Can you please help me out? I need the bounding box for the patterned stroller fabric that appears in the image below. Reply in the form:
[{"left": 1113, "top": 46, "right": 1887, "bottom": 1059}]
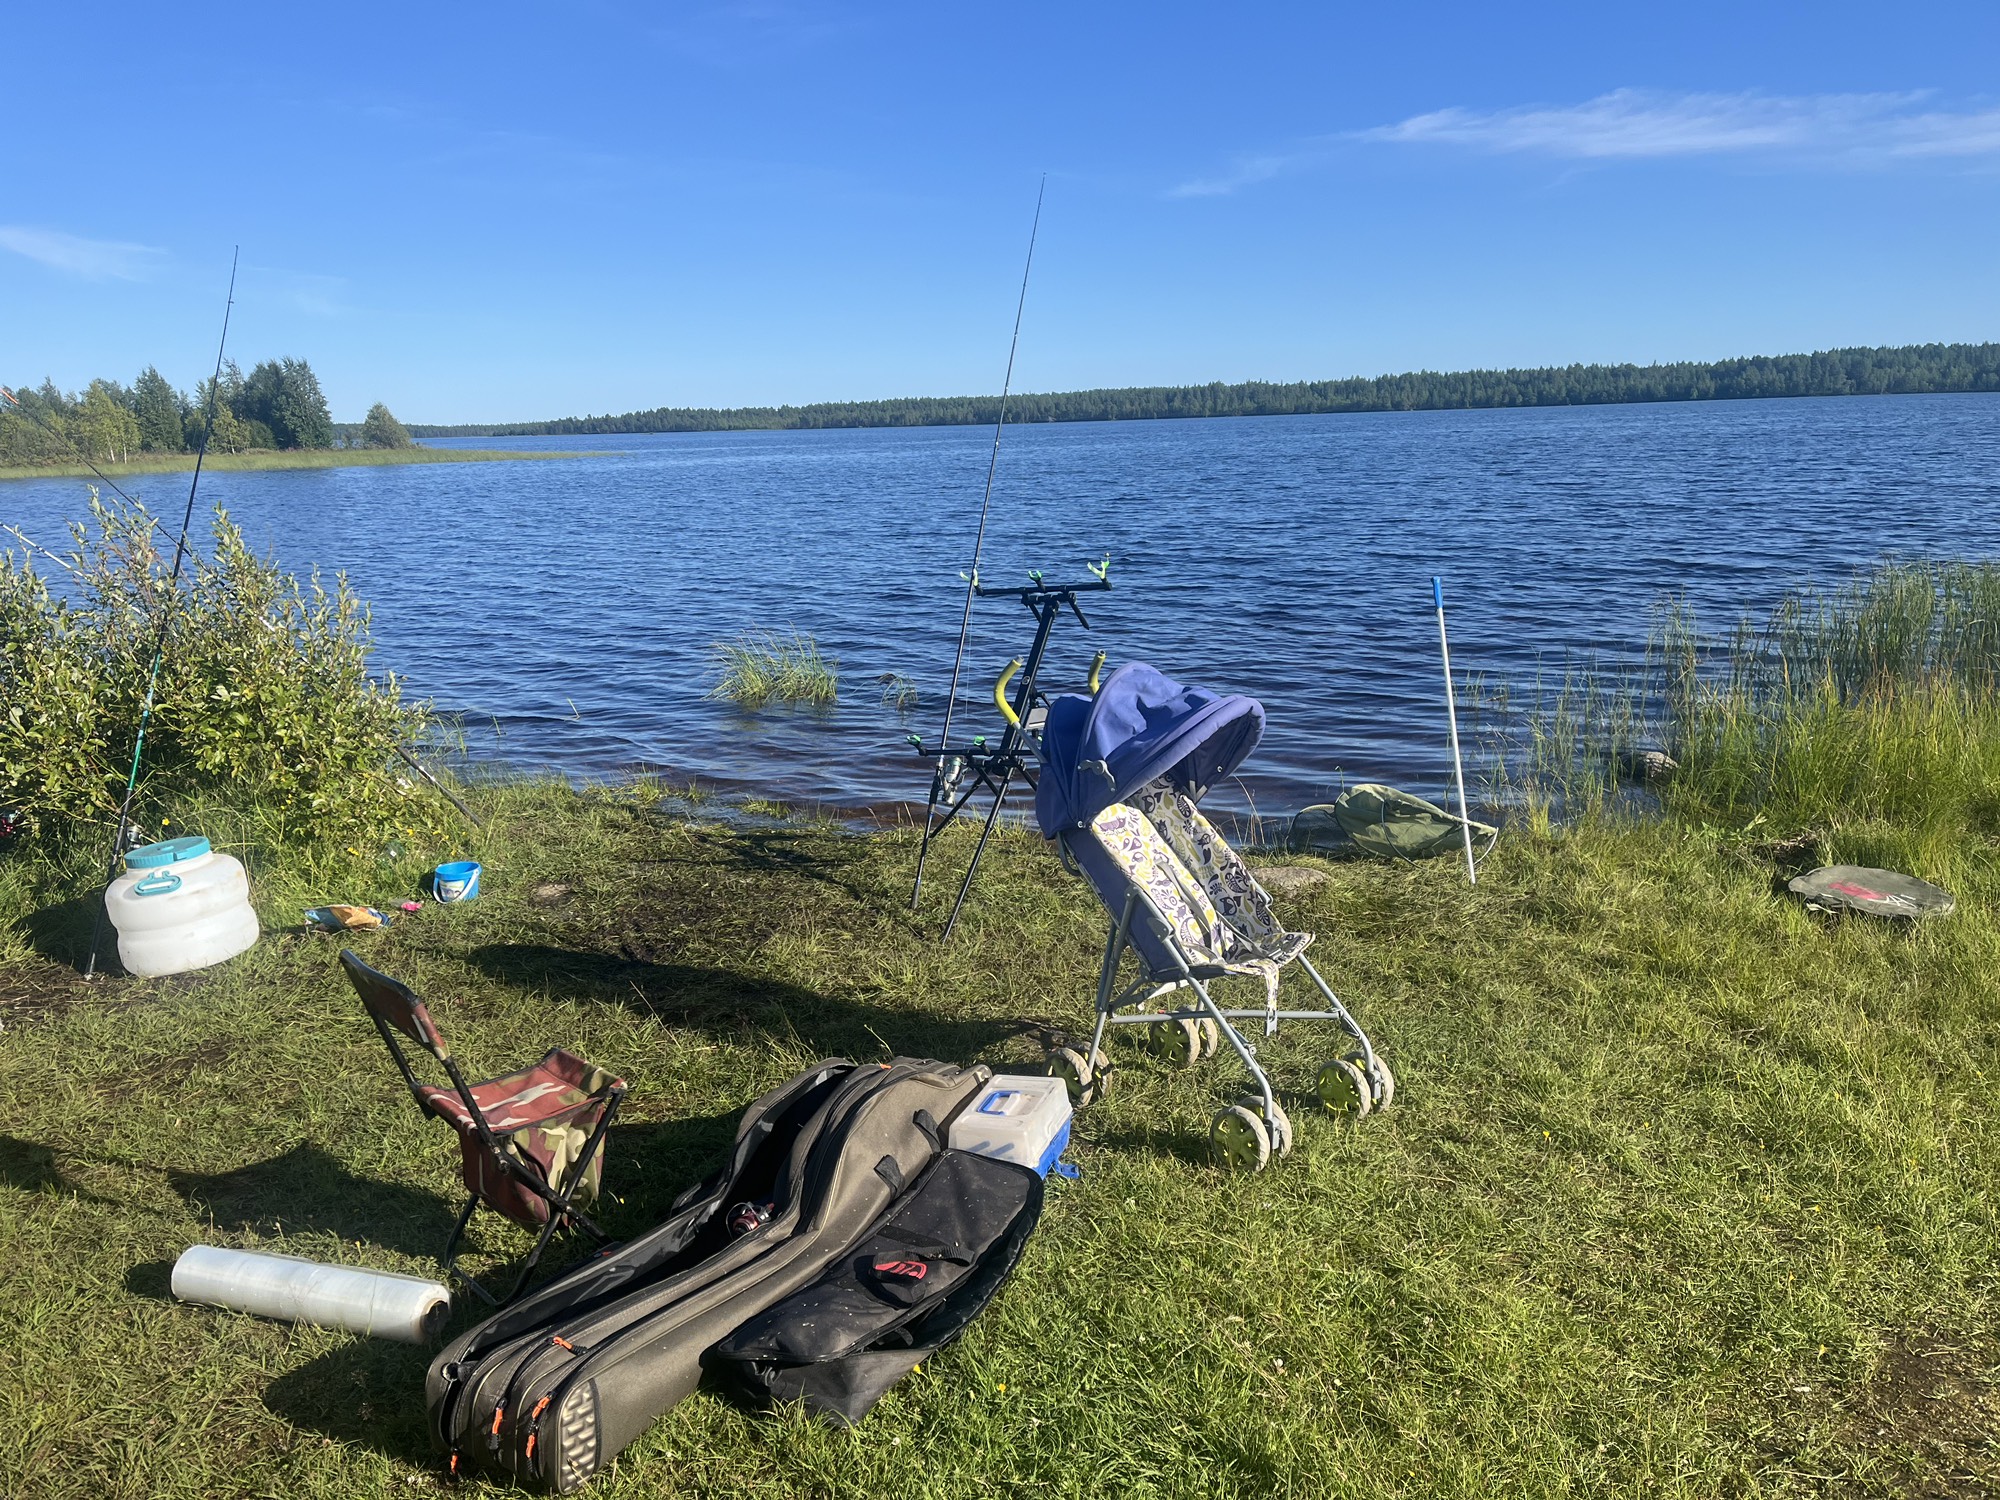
[
  {"left": 1084, "top": 802, "right": 1284, "bottom": 1007},
  {"left": 1129, "top": 778, "right": 1312, "bottom": 965}
]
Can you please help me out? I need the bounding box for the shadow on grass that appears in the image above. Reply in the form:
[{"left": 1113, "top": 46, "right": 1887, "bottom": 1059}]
[
  {"left": 125, "top": 1259, "right": 175, "bottom": 1300},
  {"left": 167, "top": 1142, "right": 462, "bottom": 1259},
  {"left": 598, "top": 1111, "right": 738, "bottom": 1235},
  {"left": 20, "top": 891, "right": 101, "bottom": 971},
  {"left": 466, "top": 943, "right": 1030, "bottom": 1065},
  {"left": 262, "top": 1338, "right": 439, "bottom": 1466},
  {"left": 0, "top": 1133, "right": 73, "bottom": 1192}
]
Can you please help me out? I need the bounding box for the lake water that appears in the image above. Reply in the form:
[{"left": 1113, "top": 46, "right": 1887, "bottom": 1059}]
[{"left": 5, "top": 394, "right": 1997, "bottom": 823}]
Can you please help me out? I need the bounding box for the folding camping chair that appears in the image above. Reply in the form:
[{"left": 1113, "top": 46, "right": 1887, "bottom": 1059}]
[
  {"left": 340, "top": 949, "right": 627, "bottom": 1304},
  {"left": 1034, "top": 663, "right": 1393, "bottom": 1173}
]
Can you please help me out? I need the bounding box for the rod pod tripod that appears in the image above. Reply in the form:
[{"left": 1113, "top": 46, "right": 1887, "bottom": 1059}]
[{"left": 909, "top": 572, "right": 1110, "bottom": 939}]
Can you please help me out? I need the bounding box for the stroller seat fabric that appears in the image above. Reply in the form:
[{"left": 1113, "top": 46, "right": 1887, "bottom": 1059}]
[
  {"left": 1085, "top": 802, "right": 1284, "bottom": 1005},
  {"left": 1130, "top": 777, "right": 1313, "bottom": 965}
]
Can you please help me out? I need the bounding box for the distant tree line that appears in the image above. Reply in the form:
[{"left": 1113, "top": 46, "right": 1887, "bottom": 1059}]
[
  {"left": 410, "top": 342, "right": 2000, "bottom": 438},
  {"left": 1, "top": 360, "right": 413, "bottom": 467}
]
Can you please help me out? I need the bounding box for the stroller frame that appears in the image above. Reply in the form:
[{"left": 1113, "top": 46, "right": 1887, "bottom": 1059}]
[{"left": 1063, "top": 829, "right": 1382, "bottom": 1130}]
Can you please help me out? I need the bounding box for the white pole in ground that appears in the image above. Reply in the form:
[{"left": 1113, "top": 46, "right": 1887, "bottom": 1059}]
[{"left": 1433, "top": 576, "right": 1477, "bottom": 886}]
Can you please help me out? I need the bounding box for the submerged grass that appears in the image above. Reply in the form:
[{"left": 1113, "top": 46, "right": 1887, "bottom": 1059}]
[
  {"left": 0, "top": 447, "right": 583, "bottom": 482},
  {"left": 707, "top": 630, "right": 839, "bottom": 708},
  {"left": 1, "top": 768, "right": 1997, "bottom": 1497}
]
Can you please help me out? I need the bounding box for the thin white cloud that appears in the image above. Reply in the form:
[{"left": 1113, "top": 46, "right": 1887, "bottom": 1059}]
[
  {"left": 1168, "top": 154, "right": 1296, "bottom": 199},
  {"left": 1171, "top": 89, "right": 2000, "bottom": 197},
  {"left": 0, "top": 225, "right": 166, "bottom": 280},
  {"left": 243, "top": 263, "right": 353, "bottom": 320},
  {"left": 1357, "top": 88, "right": 2000, "bottom": 161}
]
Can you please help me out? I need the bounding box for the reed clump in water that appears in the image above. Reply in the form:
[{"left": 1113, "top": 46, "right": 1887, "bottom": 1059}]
[
  {"left": 1656, "top": 561, "right": 2000, "bottom": 835},
  {"left": 1509, "top": 561, "right": 2000, "bottom": 838},
  {"left": 707, "top": 629, "right": 839, "bottom": 707}
]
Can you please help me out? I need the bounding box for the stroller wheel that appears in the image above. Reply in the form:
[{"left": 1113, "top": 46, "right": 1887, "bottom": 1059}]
[
  {"left": 1210, "top": 1105, "right": 1271, "bottom": 1172},
  {"left": 1197, "top": 1018, "right": 1221, "bottom": 1059},
  {"left": 1047, "top": 1045, "right": 1106, "bottom": 1108},
  {"left": 1316, "top": 1058, "right": 1373, "bottom": 1118},
  {"left": 1344, "top": 1049, "right": 1395, "bottom": 1111},
  {"left": 1147, "top": 1019, "right": 1202, "bottom": 1069},
  {"left": 1262, "top": 1099, "right": 1294, "bottom": 1158}
]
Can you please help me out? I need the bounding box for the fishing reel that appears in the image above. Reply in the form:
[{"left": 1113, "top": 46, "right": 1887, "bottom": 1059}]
[{"left": 907, "top": 734, "right": 985, "bottom": 806}]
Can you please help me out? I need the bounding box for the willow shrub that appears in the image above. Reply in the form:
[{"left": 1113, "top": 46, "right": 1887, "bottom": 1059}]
[{"left": 0, "top": 492, "right": 435, "bottom": 859}]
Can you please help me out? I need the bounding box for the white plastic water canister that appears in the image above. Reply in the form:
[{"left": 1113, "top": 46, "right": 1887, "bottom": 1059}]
[
  {"left": 171, "top": 1245, "right": 451, "bottom": 1343},
  {"left": 104, "top": 835, "right": 260, "bottom": 978},
  {"left": 949, "top": 1074, "right": 1073, "bottom": 1177}
]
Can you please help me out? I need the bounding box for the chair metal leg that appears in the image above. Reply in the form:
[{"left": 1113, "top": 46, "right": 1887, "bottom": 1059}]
[
  {"left": 496, "top": 1087, "right": 628, "bottom": 1304},
  {"left": 501, "top": 1207, "right": 568, "bottom": 1304},
  {"left": 441, "top": 1193, "right": 500, "bottom": 1307}
]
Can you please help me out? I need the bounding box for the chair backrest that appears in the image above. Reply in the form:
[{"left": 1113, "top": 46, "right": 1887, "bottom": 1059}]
[
  {"left": 1130, "top": 778, "right": 1288, "bottom": 952},
  {"left": 340, "top": 948, "right": 450, "bottom": 1061}
]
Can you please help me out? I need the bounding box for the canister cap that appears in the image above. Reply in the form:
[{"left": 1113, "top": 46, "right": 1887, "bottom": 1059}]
[{"left": 125, "top": 835, "right": 211, "bottom": 868}]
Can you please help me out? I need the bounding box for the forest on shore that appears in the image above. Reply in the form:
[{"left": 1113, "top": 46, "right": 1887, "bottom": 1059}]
[
  {"left": 412, "top": 342, "right": 2000, "bottom": 437},
  {"left": 0, "top": 360, "right": 412, "bottom": 468}
]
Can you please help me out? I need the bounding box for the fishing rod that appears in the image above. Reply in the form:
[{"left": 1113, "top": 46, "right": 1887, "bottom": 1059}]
[
  {"left": 934, "top": 174, "right": 1046, "bottom": 764},
  {"left": 81, "top": 250, "right": 241, "bottom": 979},
  {"left": 908, "top": 178, "right": 1046, "bottom": 923}
]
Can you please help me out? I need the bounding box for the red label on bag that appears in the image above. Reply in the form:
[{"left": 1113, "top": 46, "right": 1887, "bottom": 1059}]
[{"left": 873, "top": 1259, "right": 928, "bottom": 1280}]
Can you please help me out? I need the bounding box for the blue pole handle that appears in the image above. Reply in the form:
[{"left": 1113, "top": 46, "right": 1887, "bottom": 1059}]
[{"left": 1432, "top": 576, "right": 1444, "bottom": 610}]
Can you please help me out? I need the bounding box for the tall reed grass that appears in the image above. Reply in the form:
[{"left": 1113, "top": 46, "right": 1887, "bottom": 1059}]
[
  {"left": 707, "top": 629, "right": 839, "bottom": 707},
  {"left": 1517, "top": 561, "right": 2000, "bottom": 837}
]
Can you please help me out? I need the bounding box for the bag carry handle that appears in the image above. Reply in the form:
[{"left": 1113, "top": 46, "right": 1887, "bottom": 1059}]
[{"left": 133, "top": 869, "right": 183, "bottom": 897}]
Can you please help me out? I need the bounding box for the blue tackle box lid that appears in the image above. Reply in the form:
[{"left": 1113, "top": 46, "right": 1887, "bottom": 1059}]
[{"left": 125, "top": 835, "right": 212, "bottom": 868}]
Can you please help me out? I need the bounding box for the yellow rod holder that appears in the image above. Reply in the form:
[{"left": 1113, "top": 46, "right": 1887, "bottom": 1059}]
[
  {"left": 1087, "top": 651, "right": 1106, "bottom": 694},
  {"left": 993, "top": 659, "right": 1024, "bottom": 727}
]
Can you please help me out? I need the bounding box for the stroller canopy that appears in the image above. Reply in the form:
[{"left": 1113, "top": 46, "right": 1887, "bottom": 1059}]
[{"left": 1035, "top": 662, "right": 1265, "bottom": 835}]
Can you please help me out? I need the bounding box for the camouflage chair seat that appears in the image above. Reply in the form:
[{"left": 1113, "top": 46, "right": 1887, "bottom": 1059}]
[
  {"left": 340, "top": 949, "right": 627, "bottom": 1306},
  {"left": 415, "top": 1048, "right": 616, "bottom": 1230}
]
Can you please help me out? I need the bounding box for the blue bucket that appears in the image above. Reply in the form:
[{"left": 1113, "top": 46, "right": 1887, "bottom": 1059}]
[{"left": 432, "top": 861, "right": 481, "bottom": 904}]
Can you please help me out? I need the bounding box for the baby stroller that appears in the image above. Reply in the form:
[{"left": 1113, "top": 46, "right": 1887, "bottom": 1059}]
[{"left": 1034, "top": 663, "right": 1392, "bottom": 1171}]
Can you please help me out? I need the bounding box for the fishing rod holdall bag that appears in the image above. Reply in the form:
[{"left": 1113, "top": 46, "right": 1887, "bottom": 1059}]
[{"left": 427, "top": 1057, "right": 1045, "bottom": 1490}]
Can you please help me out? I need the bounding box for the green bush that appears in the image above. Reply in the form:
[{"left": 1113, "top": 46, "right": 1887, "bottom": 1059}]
[{"left": 0, "top": 492, "right": 434, "bottom": 855}]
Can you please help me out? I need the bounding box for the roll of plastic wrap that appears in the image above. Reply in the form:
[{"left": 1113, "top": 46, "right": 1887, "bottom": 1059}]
[{"left": 171, "top": 1246, "right": 451, "bottom": 1343}]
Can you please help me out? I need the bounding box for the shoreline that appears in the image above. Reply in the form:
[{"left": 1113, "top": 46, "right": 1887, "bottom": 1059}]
[{"left": 0, "top": 446, "right": 594, "bottom": 483}]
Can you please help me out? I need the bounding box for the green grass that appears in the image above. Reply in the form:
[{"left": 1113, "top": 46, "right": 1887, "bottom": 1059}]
[
  {"left": 707, "top": 630, "right": 839, "bottom": 708},
  {"left": 1, "top": 774, "right": 1995, "bottom": 1497},
  {"left": 0, "top": 447, "right": 586, "bottom": 482}
]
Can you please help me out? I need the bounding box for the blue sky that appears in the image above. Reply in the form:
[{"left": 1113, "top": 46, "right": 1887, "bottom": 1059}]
[{"left": 4, "top": 1, "right": 1997, "bottom": 423}]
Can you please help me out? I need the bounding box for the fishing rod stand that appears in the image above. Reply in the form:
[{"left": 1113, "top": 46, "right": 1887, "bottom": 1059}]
[{"left": 909, "top": 572, "right": 1111, "bottom": 939}]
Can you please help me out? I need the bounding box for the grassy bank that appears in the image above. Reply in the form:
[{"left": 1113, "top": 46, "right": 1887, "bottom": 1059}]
[
  {"left": 0, "top": 447, "right": 585, "bottom": 482},
  {"left": 1, "top": 774, "right": 1995, "bottom": 1497}
]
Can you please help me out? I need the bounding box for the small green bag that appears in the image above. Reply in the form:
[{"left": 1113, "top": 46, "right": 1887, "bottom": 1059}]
[{"left": 1293, "top": 783, "right": 1498, "bottom": 863}]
